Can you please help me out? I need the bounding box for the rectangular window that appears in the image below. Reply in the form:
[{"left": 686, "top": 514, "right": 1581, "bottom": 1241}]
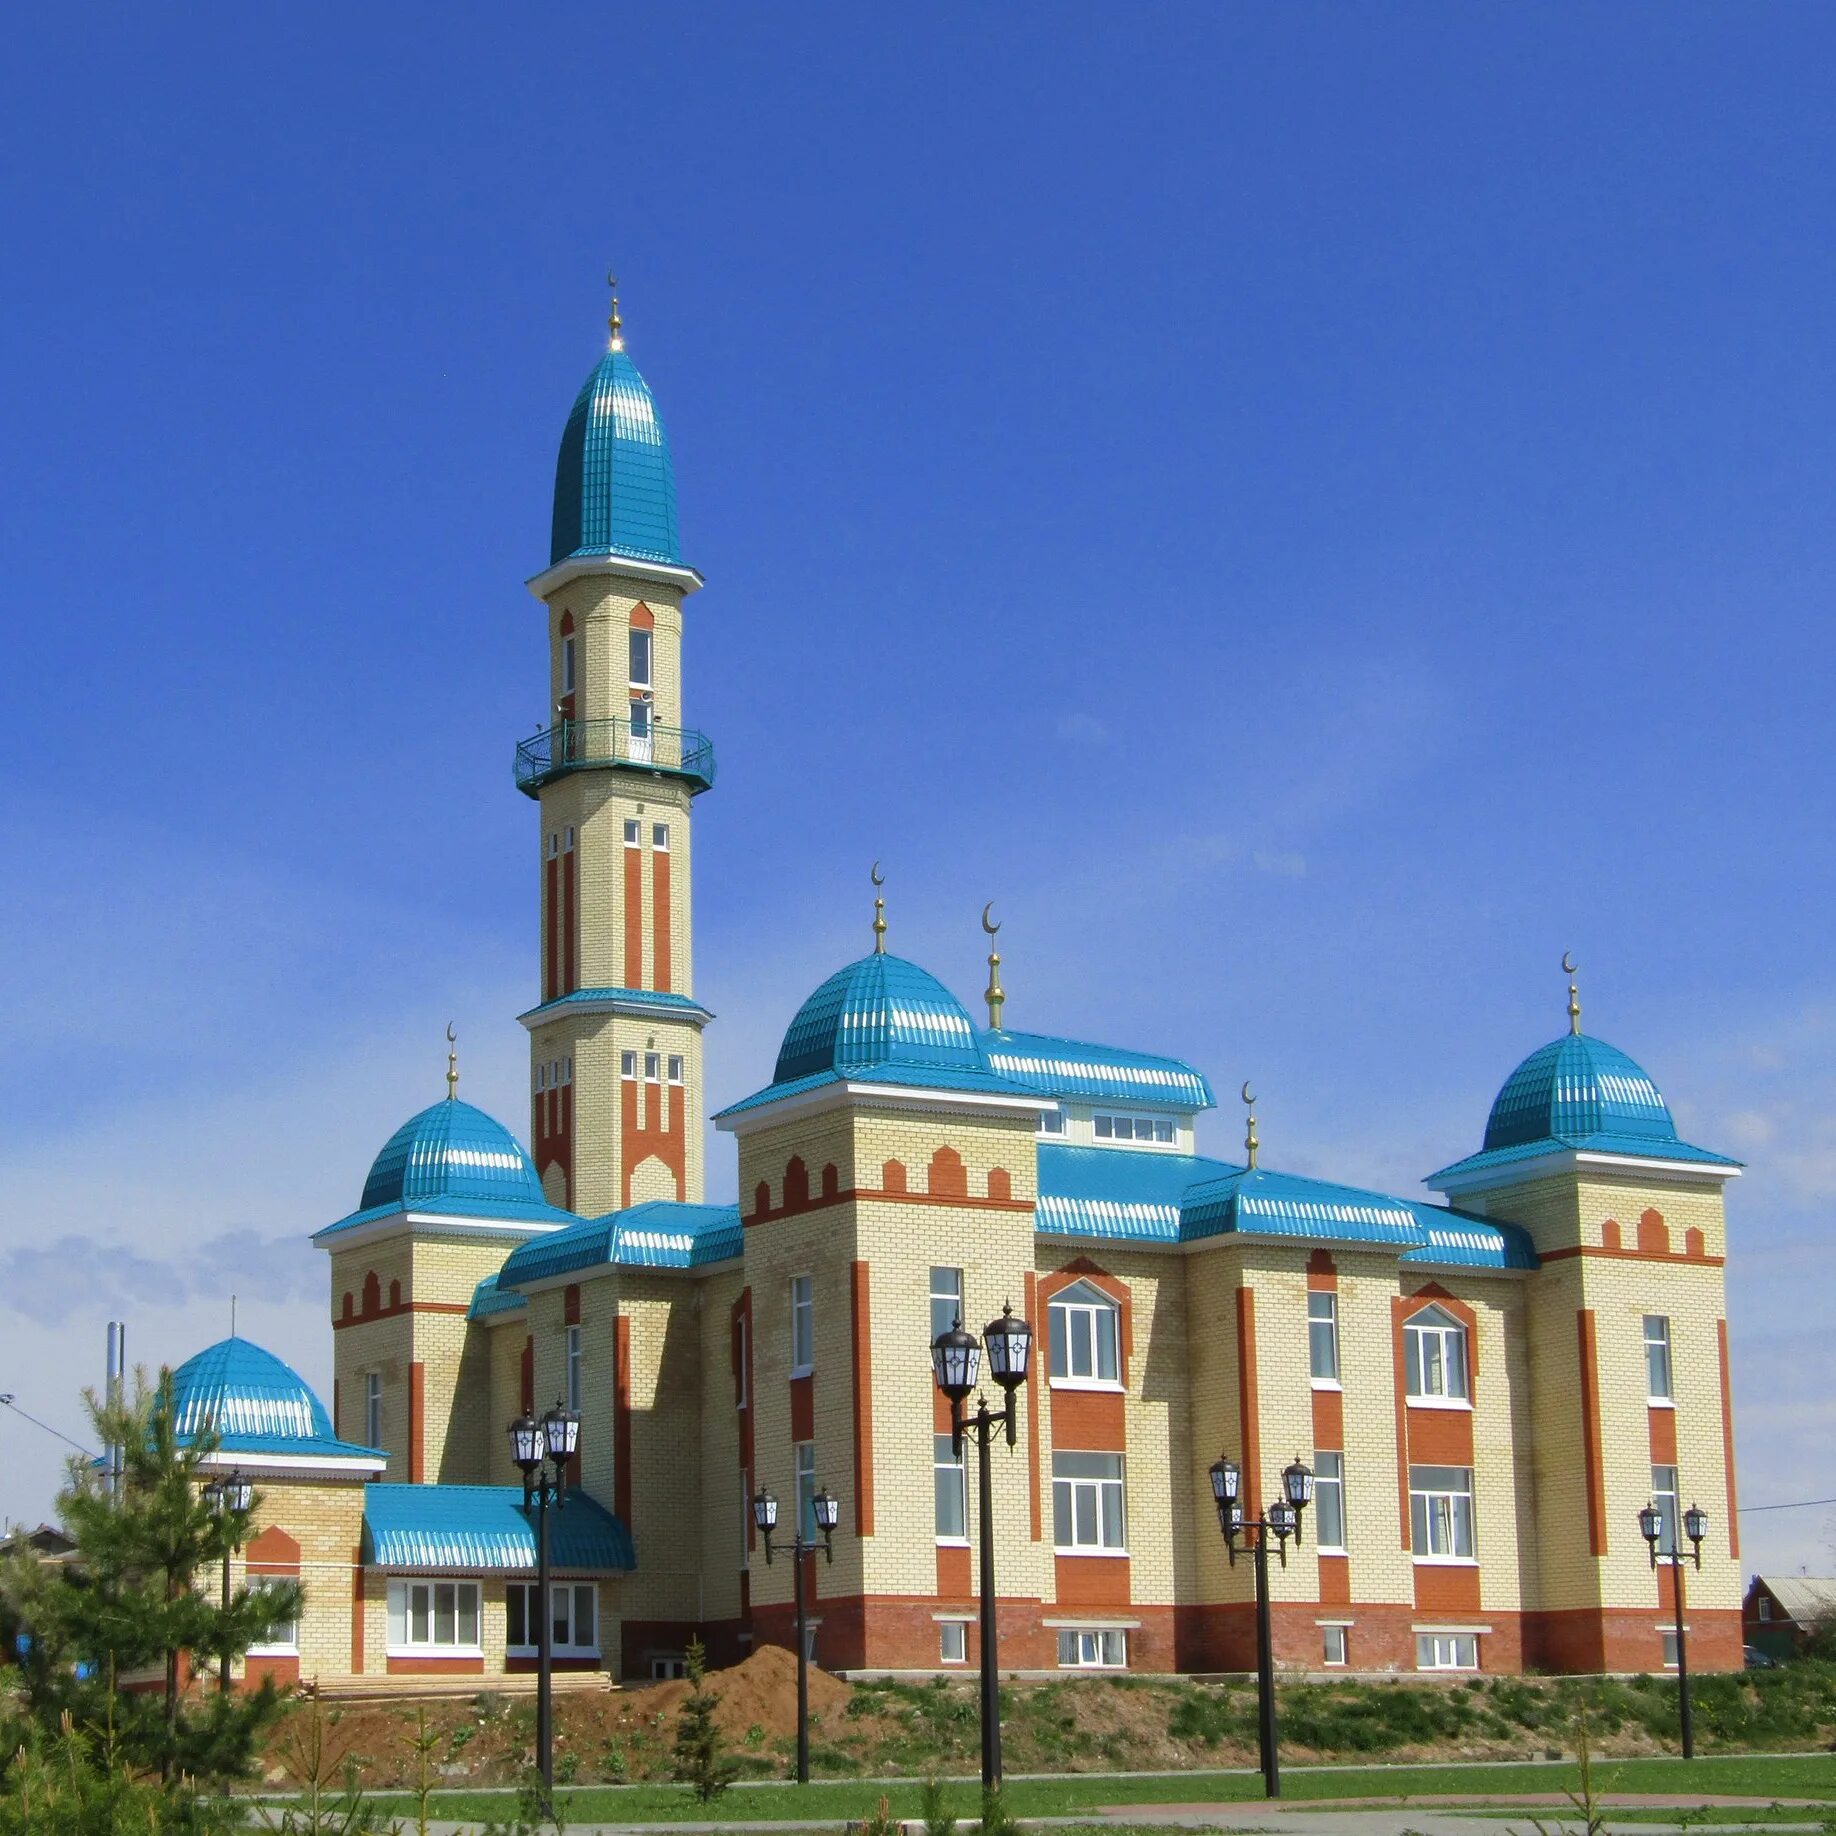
[
  {"left": 667, "top": 1054, "right": 684, "bottom": 1084},
  {"left": 1644, "top": 1315, "right": 1674, "bottom": 1402},
  {"left": 366, "top": 1372, "right": 383, "bottom": 1449},
  {"left": 652, "top": 822, "right": 669, "bottom": 850},
  {"left": 1404, "top": 1307, "right": 1470, "bottom": 1402},
  {"left": 1416, "top": 1632, "right": 1478, "bottom": 1671},
  {"left": 644, "top": 1051, "right": 661, "bottom": 1081},
  {"left": 934, "top": 1433, "right": 967, "bottom": 1542},
  {"left": 629, "top": 695, "right": 653, "bottom": 738},
  {"left": 1313, "top": 1451, "right": 1347, "bottom": 1552},
  {"left": 930, "top": 1267, "right": 963, "bottom": 1347},
  {"left": 507, "top": 1583, "right": 599, "bottom": 1656},
  {"left": 386, "top": 1580, "right": 481, "bottom": 1654},
  {"left": 624, "top": 819, "right": 641, "bottom": 847},
  {"left": 1409, "top": 1466, "right": 1475, "bottom": 1560},
  {"left": 1048, "top": 1286, "right": 1120, "bottom": 1384},
  {"left": 1091, "top": 1113, "right": 1176, "bottom": 1144},
  {"left": 1308, "top": 1291, "right": 1340, "bottom": 1383},
  {"left": 620, "top": 1051, "right": 637, "bottom": 1079},
  {"left": 560, "top": 633, "right": 576, "bottom": 695},
  {"left": 1037, "top": 1108, "right": 1065, "bottom": 1135},
  {"left": 562, "top": 1057, "right": 572, "bottom": 1085},
  {"left": 1056, "top": 1627, "right": 1127, "bottom": 1668},
  {"left": 939, "top": 1621, "right": 968, "bottom": 1664},
  {"left": 1758, "top": 1596, "right": 1773, "bottom": 1622},
  {"left": 1651, "top": 1464, "right": 1680, "bottom": 1557},
  {"left": 1053, "top": 1451, "right": 1126, "bottom": 1552},
  {"left": 1660, "top": 1627, "right": 1681, "bottom": 1669},
  {"left": 790, "top": 1274, "right": 814, "bottom": 1374},
  {"left": 546, "top": 832, "right": 559, "bottom": 859},
  {"left": 563, "top": 825, "right": 575, "bottom": 852},
  {"left": 535, "top": 1063, "right": 547, "bottom": 1093},
  {"left": 795, "top": 1440, "right": 817, "bottom": 1541},
  {"left": 629, "top": 627, "right": 653, "bottom": 687},
  {"left": 565, "top": 1325, "right": 582, "bottom": 1415},
  {"left": 1322, "top": 1625, "right": 1349, "bottom": 1667},
  {"left": 248, "top": 1580, "right": 299, "bottom": 1655}
]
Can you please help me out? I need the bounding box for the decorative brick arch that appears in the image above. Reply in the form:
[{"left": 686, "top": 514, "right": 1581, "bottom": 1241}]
[
  {"left": 388, "top": 1278, "right": 402, "bottom": 1310},
  {"left": 1685, "top": 1226, "right": 1706, "bottom": 1258},
  {"left": 784, "top": 1157, "right": 810, "bottom": 1209},
  {"left": 821, "top": 1163, "right": 839, "bottom": 1200},
  {"left": 927, "top": 1146, "right": 967, "bottom": 1199},
  {"left": 629, "top": 602, "right": 654, "bottom": 630},
  {"left": 1037, "top": 1258, "right": 1135, "bottom": 1382},
  {"left": 340, "top": 1291, "right": 353, "bottom": 1322},
  {"left": 558, "top": 609, "right": 575, "bottom": 636},
  {"left": 753, "top": 1179, "right": 771, "bottom": 1220},
  {"left": 1400, "top": 1282, "right": 1481, "bottom": 1387},
  {"left": 247, "top": 1524, "right": 300, "bottom": 1568},
  {"left": 882, "top": 1159, "right": 907, "bottom": 1195},
  {"left": 1601, "top": 1218, "right": 1622, "bottom": 1249},
  {"left": 987, "top": 1167, "right": 1012, "bottom": 1203},
  {"left": 362, "top": 1271, "right": 381, "bottom": 1315},
  {"left": 1638, "top": 1208, "right": 1670, "bottom": 1255}
]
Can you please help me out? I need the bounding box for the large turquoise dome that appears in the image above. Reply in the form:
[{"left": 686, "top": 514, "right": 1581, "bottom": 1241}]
[
  {"left": 550, "top": 344, "right": 681, "bottom": 568},
  {"left": 1483, "top": 1033, "right": 1675, "bottom": 1151},
  {"left": 773, "top": 954, "right": 988, "bottom": 1084},
  {"left": 360, "top": 1098, "right": 548, "bottom": 1214},
  {"left": 169, "top": 1337, "right": 371, "bottom": 1456}
]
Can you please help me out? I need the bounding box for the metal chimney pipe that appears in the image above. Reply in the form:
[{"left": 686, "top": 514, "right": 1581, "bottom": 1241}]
[{"left": 105, "top": 1322, "right": 124, "bottom": 1494}]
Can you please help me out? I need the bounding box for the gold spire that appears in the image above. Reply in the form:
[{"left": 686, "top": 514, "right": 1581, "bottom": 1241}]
[
  {"left": 607, "top": 270, "right": 623, "bottom": 351},
  {"left": 1241, "top": 1081, "right": 1259, "bottom": 1170},
  {"left": 446, "top": 1022, "right": 459, "bottom": 1099},
  {"left": 1562, "top": 952, "right": 1581, "bottom": 1036},
  {"left": 871, "top": 861, "right": 887, "bottom": 954},
  {"left": 981, "top": 903, "right": 1005, "bottom": 1030}
]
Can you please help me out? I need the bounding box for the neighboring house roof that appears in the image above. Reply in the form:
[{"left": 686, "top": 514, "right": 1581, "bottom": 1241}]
[
  {"left": 1752, "top": 1577, "right": 1836, "bottom": 1623},
  {"left": 983, "top": 1029, "right": 1215, "bottom": 1111},
  {"left": 316, "top": 1097, "right": 577, "bottom": 1241},
  {"left": 550, "top": 343, "right": 681, "bottom": 567},
  {"left": 1430, "top": 1032, "right": 1739, "bottom": 1186},
  {"left": 0, "top": 1524, "right": 76, "bottom": 1562},
  {"left": 498, "top": 1200, "right": 743, "bottom": 1289},
  {"left": 168, "top": 1337, "right": 383, "bottom": 1463},
  {"left": 363, "top": 1484, "right": 635, "bottom": 1572}
]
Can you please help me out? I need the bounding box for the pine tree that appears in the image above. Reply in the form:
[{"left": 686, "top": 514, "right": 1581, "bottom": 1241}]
[
  {"left": 669, "top": 1638, "right": 736, "bottom": 1801},
  {"left": 0, "top": 1366, "right": 302, "bottom": 1784}
]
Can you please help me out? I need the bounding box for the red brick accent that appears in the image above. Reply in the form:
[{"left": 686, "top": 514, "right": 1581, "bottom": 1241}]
[
  {"left": 1023, "top": 1271, "right": 1043, "bottom": 1539},
  {"left": 614, "top": 1315, "right": 633, "bottom": 1524},
  {"left": 1390, "top": 1297, "right": 1411, "bottom": 1545},
  {"left": 790, "top": 1374, "right": 814, "bottom": 1442},
  {"left": 408, "top": 1363, "right": 425, "bottom": 1483},
  {"left": 332, "top": 1296, "right": 470, "bottom": 1332},
  {"left": 520, "top": 1335, "right": 534, "bottom": 1414},
  {"left": 1318, "top": 1552, "right": 1351, "bottom": 1606},
  {"left": 1686, "top": 1226, "right": 1706, "bottom": 1257},
  {"left": 1526, "top": 1605, "right": 1744, "bottom": 1675},
  {"left": 1638, "top": 1208, "right": 1670, "bottom": 1255},
  {"left": 1718, "top": 1318, "right": 1740, "bottom": 1559},
  {"left": 362, "top": 1271, "right": 381, "bottom": 1314},
  {"left": 506, "top": 1654, "right": 606, "bottom": 1674},
  {"left": 652, "top": 843, "right": 671, "bottom": 993},
  {"left": 244, "top": 1655, "right": 299, "bottom": 1687},
  {"left": 1543, "top": 1242, "right": 1723, "bottom": 1268},
  {"left": 1051, "top": 1387, "right": 1124, "bottom": 1449},
  {"left": 1414, "top": 1563, "right": 1481, "bottom": 1614},
  {"left": 1312, "top": 1385, "right": 1344, "bottom": 1448},
  {"left": 1055, "top": 1555, "right": 1130, "bottom": 1607},
  {"left": 563, "top": 838, "right": 577, "bottom": 993},
  {"left": 928, "top": 1147, "right": 967, "bottom": 1198},
  {"left": 784, "top": 1157, "right": 810, "bottom": 1208},
  {"left": 1649, "top": 1403, "right": 1677, "bottom": 1466},
  {"left": 341, "top": 1291, "right": 353, "bottom": 1321},
  {"left": 619, "top": 1077, "right": 686, "bottom": 1208},
  {"left": 1408, "top": 1406, "right": 1473, "bottom": 1465},
  {"left": 1602, "top": 1218, "right": 1623, "bottom": 1249},
  {"left": 629, "top": 602, "right": 654, "bottom": 629},
  {"left": 1577, "top": 1309, "right": 1608, "bottom": 1556},
  {"left": 545, "top": 847, "right": 560, "bottom": 1002},
  {"left": 821, "top": 1162, "right": 839, "bottom": 1200},
  {"left": 352, "top": 1544, "right": 366, "bottom": 1673},
  {"left": 988, "top": 1167, "right": 1012, "bottom": 1202},
  {"left": 247, "top": 1525, "right": 300, "bottom": 1570},
  {"left": 623, "top": 835, "right": 643, "bottom": 989},
  {"left": 883, "top": 1160, "right": 907, "bottom": 1195},
  {"left": 1307, "top": 1249, "right": 1336, "bottom": 1286},
  {"left": 937, "top": 1545, "right": 970, "bottom": 1595},
  {"left": 745, "top": 1171, "right": 1030, "bottom": 1225},
  {"left": 389, "top": 1278, "right": 402, "bottom": 1310},
  {"left": 565, "top": 1284, "right": 581, "bottom": 1326},
  {"left": 1236, "top": 1286, "right": 1260, "bottom": 1518},
  {"left": 849, "top": 1262, "right": 875, "bottom": 1535}
]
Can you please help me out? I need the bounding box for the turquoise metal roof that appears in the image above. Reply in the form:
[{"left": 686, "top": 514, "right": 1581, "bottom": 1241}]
[
  {"left": 1035, "top": 1144, "right": 1241, "bottom": 1241},
  {"left": 499, "top": 1201, "right": 743, "bottom": 1289},
  {"left": 984, "top": 1030, "right": 1215, "bottom": 1110},
  {"left": 363, "top": 1485, "right": 634, "bottom": 1572},
  {"left": 467, "top": 1273, "right": 528, "bottom": 1321},
  {"left": 1428, "top": 1032, "right": 1739, "bottom": 1187},
  {"left": 1181, "top": 1168, "right": 1426, "bottom": 1247},
  {"left": 550, "top": 345, "right": 680, "bottom": 567},
  {"left": 316, "top": 1099, "right": 578, "bottom": 1241},
  {"left": 169, "top": 1338, "right": 382, "bottom": 1461},
  {"left": 1401, "top": 1203, "right": 1539, "bottom": 1271},
  {"left": 520, "top": 987, "right": 714, "bottom": 1027}
]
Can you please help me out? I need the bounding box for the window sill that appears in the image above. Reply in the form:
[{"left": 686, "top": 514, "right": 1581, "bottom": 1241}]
[
  {"left": 247, "top": 1646, "right": 299, "bottom": 1658},
  {"left": 1053, "top": 1546, "right": 1129, "bottom": 1559},
  {"left": 1310, "top": 1379, "right": 1343, "bottom": 1392},
  {"left": 1405, "top": 1396, "right": 1473, "bottom": 1411},
  {"left": 1316, "top": 1545, "right": 1349, "bottom": 1558},
  {"left": 509, "top": 1647, "right": 601, "bottom": 1661},
  {"left": 935, "top": 1537, "right": 969, "bottom": 1549},
  {"left": 789, "top": 1365, "right": 813, "bottom": 1381},
  {"left": 1050, "top": 1378, "right": 1124, "bottom": 1394},
  {"left": 1647, "top": 1397, "right": 1676, "bottom": 1409},
  {"left": 387, "top": 1646, "right": 484, "bottom": 1661},
  {"left": 1411, "top": 1555, "right": 1478, "bottom": 1568}
]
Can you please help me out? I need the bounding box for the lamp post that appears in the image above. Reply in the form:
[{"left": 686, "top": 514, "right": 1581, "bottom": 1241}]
[
  {"left": 1208, "top": 1453, "right": 1313, "bottom": 1800},
  {"left": 1639, "top": 1497, "right": 1708, "bottom": 1760},
  {"left": 752, "top": 1478, "right": 841, "bottom": 1784},
  {"left": 202, "top": 1470, "right": 253, "bottom": 1694},
  {"left": 508, "top": 1400, "right": 582, "bottom": 1795},
  {"left": 930, "top": 1301, "right": 1034, "bottom": 1792}
]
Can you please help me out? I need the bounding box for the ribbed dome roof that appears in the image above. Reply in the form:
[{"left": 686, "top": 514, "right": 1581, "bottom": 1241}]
[
  {"left": 550, "top": 344, "right": 681, "bottom": 567},
  {"left": 1483, "top": 1033, "right": 1676, "bottom": 1152},
  {"left": 169, "top": 1337, "right": 340, "bottom": 1451},
  {"left": 360, "top": 1099, "right": 547, "bottom": 1214},
  {"left": 773, "top": 954, "right": 988, "bottom": 1085}
]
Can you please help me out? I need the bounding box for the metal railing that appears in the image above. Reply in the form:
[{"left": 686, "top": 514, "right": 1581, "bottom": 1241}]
[{"left": 513, "top": 716, "right": 717, "bottom": 796}]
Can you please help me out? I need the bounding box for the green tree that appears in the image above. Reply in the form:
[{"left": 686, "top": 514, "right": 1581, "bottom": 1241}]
[
  {"left": 669, "top": 1639, "right": 736, "bottom": 1801},
  {"left": 0, "top": 1367, "right": 301, "bottom": 1784}
]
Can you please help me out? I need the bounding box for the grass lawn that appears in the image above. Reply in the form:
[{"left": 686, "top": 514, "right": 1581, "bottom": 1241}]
[{"left": 352, "top": 1751, "right": 1836, "bottom": 1824}]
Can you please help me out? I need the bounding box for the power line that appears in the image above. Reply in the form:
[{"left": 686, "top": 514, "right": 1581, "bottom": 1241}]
[
  {"left": 0, "top": 1393, "right": 95, "bottom": 1458},
  {"left": 1739, "top": 1495, "right": 1836, "bottom": 1514}
]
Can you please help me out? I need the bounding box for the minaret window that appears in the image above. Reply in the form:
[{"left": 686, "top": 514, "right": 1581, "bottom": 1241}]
[
  {"left": 629, "top": 627, "right": 652, "bottom": 688},
  {"left": 1309, "top": 1293, "right": 1340, "bottom": 1384},
  {"left": 629, "top": 694, "right": 654, "bottom": 763},
  {"left": 561, "top": 633, "right": 577, "bottom": 696},
  {"left": 564, "top": 826, "right": 575, "bottom": 851},
  {"left": 565, "top": 1325, "right": 582, "bottom": 1414},
  {"left": 1644, "top": 1315, "right": 1674, "bottom": 1401},
  {"left": 652, "top": 823, "right": 669, "bottom": 850},
  {"left": 366, "top": 1372, "right": 383, "bottom": 1448},
  {"left": 624, "top": 820, "right": 641, "bottom": 847},
  {"left": 620, "top": 1052, "right": 637, "bottom": 1080},
  {"left": 644, "top": 1052, "right": 660, "bottom": 1082},
  {"left": 790, "top": 1274, "right": 814, "bottom": 1376},
  {"left": 667, "top": 1055, "right": 684, "bottom": 1084}
]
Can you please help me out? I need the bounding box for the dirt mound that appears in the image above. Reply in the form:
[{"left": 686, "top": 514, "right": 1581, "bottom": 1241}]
[{"left": 638, "top": 1642, "right": 853, "bottom": 1742}]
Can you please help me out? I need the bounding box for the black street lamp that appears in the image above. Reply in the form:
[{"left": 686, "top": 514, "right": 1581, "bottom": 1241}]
[
  {"left": 930, "top": 1301, "right": 1034, "bottom": 1791},
  {"left": 508, "top": 1400, "right": 582, "bottom": 1795},
  {"left": 752, "top": 1478, "right": 841, "bottom": 1784},
  {"left": 1209, "top": 1452, "right": 1313, "bottom": 1799},
  {"left": 202, "top": 1471, "right": 253, "bottom": 1694},
  {"left": 1639, "top": 1496, "right": 1708, "bottom": 1759}
]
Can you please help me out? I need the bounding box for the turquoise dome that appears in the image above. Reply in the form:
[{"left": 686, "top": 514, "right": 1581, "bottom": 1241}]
[
  {"left": 1483, "top": 1033, "right": 1676, "bottom": 1152},
  {"left": 360, "top": 1098, "right": 548, "bottom": 1214},
  {"left": 550, "top": 344, "right": 681, "bottom": 567},
  {"left": 169, "top": 1337, "right": 356, "bottom": 1454},
  {"left": 774, "top": 954, "right": 988, "bottom": 1084}
]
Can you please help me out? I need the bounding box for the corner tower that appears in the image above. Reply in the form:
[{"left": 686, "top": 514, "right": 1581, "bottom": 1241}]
[{"left": 515, "top": 290, "right": 713, "bottom": 1216}]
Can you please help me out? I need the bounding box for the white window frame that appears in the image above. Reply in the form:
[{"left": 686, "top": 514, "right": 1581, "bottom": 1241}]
[
  {"left": 565, "top": 1325, "right": 582, "bottom": 1416},
  {"left": 624, "top": 819, "right": 641, "bottom": 848},
  {"left": 560, "top": 632, "right": 577, "bottom": 695},
  {"left": 1053, "top": 1451, "right": 1127, "bottom": 1554},
  {"left": 1056, "top": 1626, "right": 1127, "bottom": 1668},
  {"left": 1758, "top": 1596, "right": 1773, "bottom": 1622},
  {"left": 386, "top": 1579, "right": 482, "bottom": 1656},
  {"left": 667, "top": 1054, "right": 684, "bottom": 1085},
  {"left": 1309, "top": 1291, "right": 1340, "bottom": 1386},
  {"left": 366, "top": 1371, "right": 383, "bottom": 1449},
  {"left": 507, "top": 1581, "right": 599, "bottom": 1658},
  {"left": 620, "top": 1050, "right": 637, "bottom": 1080},
  {"left": 1313, "top": 1450, "right": 1347, "bottom": 1553},
  {"left": 934, "top": 1433, "right": 967, "bottom": 1545},
  {"left": 1409, "top": 1465, "right": 1476, "bottom": 1563},
  {"left": 1416, "top": 1632, "right": 1478, "bottom": 1671},
  {"left": 1660, "top": 1626, "right": 1681, "bottom": 1670},
  {"left": 1644, "top": 1315, "right": 1674, "bottom": 1404},
  {"left": 1651, "top": 1464, "right": 1680, "bottom": 1558},
  {"left": 790, "top": 1274, "right": 814, "bottom": 1376},
  {"left": 563, "top": 825, "right": 575, "bottom": 852},
  {"left": 247, "top": 1578, "right": 299, "bottom": 1656},
  {"left": 930, "top": 1266, "right": 964, "bottom": 1349},
  {"left": 1404, "top": 1304, "right": 1470, "bottom": 1406},
  {"left": 1048, "top": 1280, "right": 1122, "bottom": 1388},
  {"left": 1321, "top": 1624, "right": 1349, "bottom": 1667},
  {"left": 1037, "top": 1107, "right": 1065, "bottom": 1135},
  {"left": 644, "top": 1051, "right": 661, "bottom": 1082},
  {"left": 652, "top": 822, "right": 669, "bottom": 851},
  {"left": 794, "top": 1440, "right": 817, "bottom": 1541},
  {"left": 939, "top": 1620, "right": 969, "bottom": 1664},
  {"left": 628, "top": 626, "right": 653, "bottom": 689},
  {"left": 1090, "top": 1112, "right": 1177, "bottom": 1148}
]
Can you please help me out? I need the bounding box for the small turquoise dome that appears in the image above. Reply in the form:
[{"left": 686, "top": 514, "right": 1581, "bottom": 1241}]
[
  {"left": 774, "top": 954, "right": 988, "bottom": 1084},
  {"left": 550, "top": 344, "right": 681, "bottom": 568},
  {"left": 169, "top": 1337, "right": 344, "bottom": 1452},
  {"left": 361, "top": 1099, "right": 548, "bottom": 1214},
  {"left": 1483, "top": 1033, "right": 1676, "bottom": 1152}
]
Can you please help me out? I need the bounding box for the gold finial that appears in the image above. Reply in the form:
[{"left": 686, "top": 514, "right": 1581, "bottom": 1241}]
[
  {"left": 607, "top": 270, "right": 623, "bottom": 351},
  {"left": 982, "top": 902, "right": 1005, "bottom": 1030},
  {"left": 871, "top": 862, "right": 887, "bottom": 954},
  {"left": 1562, "top": 952, "right": 1581, "bottom": 1036},
  {"left": 446, "top": 1022, "right": 459, "bottom": 1099},
  {"left": 1241, "top": 1080, "right": 1259, "bottom": 1170}
]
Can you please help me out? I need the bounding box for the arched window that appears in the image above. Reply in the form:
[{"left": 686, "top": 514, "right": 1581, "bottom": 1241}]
[
  {"left": 1048, "top": 1279, "right": 1121, "bottom": 1385},
  {"left": 1404, "top": 1304, "right": 1469, "bottom": 1402}
]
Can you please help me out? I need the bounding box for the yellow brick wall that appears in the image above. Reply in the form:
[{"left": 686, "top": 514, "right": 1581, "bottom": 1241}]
[{"left": 234, "top": 1475, "right": 366, "bottom": 1684}]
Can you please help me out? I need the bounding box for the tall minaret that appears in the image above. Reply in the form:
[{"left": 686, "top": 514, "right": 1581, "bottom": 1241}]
[{"left": 516, "top": 284, "right": 712, "bottom": 1216}]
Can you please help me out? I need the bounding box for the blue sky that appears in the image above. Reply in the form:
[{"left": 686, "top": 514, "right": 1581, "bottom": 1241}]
[{"left": 1, "top": 4, "right": 1832, "bottom": 1573}]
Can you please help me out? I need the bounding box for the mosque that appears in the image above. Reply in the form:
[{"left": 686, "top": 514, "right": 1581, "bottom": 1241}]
[{"left": 162, "top": 294, "right": 1746, "bottom": 1688}]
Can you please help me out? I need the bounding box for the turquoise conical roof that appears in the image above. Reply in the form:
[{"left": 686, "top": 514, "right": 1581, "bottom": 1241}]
[
  {"left": 169, "top": 1337, "right": 378, "bottom": 1457},
  {"left": 1482, "top": 1033, "right": 1675, "bottom": 1150},
  {"left": 550, "top": 344, "right": 681, "bottom": 567},
  {"left": 359, "top": 1098, "right": 548, "bottom": 1214},
  {"left": 773, "top": 954, "right": 988, "bottom": 1083}
]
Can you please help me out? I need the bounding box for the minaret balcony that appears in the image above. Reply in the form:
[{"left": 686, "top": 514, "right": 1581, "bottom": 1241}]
[{"left": 513, "top": 717, "right": 716, "bottom": 798}]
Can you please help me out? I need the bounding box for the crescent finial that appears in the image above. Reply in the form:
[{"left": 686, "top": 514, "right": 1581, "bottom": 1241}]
[
  {"left": 446, "top": 1021, "right": 457, "bottom": 1045},
  {"left": 870, "top": 860, "right": 885, "bottom": 887},
  {"left": 1241, "top": 1080, "right": 1255, "bottom": 1106},
  {"left": 982, "top": 902, "right": 1000, "bottom": 936},
  {"left": 1561, "top": 951, "right": 1577, "bottom": 977}
]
